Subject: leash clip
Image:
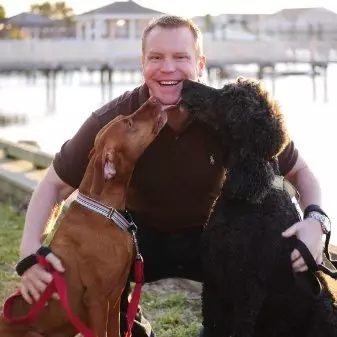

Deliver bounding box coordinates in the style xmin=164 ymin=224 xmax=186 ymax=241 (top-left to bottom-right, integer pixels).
xmin=128 ymin=222 xmax=138 ymax=233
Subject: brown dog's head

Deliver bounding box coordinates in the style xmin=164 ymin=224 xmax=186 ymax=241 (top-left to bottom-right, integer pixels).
xmin=181 ymin=77 xmax=290 ymax=203
xmin=85 ymin=97 xmax=167 ymax=196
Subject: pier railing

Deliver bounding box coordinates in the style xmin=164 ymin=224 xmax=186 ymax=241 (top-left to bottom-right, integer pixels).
xmin=0 ymin=36 xmax=336 ymax=70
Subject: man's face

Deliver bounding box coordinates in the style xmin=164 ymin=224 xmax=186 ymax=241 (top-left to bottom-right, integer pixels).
xmin=142 ymin=26 xmax=206 ymax=105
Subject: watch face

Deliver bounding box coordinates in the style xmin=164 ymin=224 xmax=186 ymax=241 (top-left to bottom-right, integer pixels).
xmin=309 ymin=211 xmax=331 ymax=234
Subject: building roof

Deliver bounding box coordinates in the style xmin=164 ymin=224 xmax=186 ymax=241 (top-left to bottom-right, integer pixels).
xmin=79 ymin=0 xmax=165 ymax=16
xmin=271 ymin=7 xmax=337 ymax=21
xmin=5 ymin=12 xmax=57 ymax=27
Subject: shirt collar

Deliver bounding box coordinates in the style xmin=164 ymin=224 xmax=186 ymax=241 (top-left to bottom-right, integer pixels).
xmin=138 ymin=83 xmax=150 ymax=107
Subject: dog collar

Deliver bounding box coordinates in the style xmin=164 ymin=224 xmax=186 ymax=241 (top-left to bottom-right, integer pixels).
xmin=76 ymin=192 xmax=137 ymax=232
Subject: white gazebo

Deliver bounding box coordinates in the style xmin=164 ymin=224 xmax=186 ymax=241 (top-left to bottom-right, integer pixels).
xmin=75 ymin=0 xmax=165 ymax=40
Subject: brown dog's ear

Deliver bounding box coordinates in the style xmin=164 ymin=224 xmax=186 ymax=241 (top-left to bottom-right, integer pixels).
xmin=90 ymin=147 xmax=119 ymax=196
xmin=88 ymin=147 xmax=95 ymax=160
xmin=104 ymin=149 xmax=117 ymax=180
xmin=90 ymin=148 xmax=105 ymax=196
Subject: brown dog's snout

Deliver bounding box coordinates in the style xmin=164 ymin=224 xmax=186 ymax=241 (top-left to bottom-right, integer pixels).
xmin=136 ymin=97 xmax=161 ymax=118
xmin=144 ymin=96 xmax=161 ymax=113
xmin=136 ymin=97 xmax=165 ymax=123
xmin=149 ymin=96 xmax=158 ymax=105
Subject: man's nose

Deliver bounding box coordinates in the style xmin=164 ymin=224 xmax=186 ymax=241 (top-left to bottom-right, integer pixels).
xmin=160 ymin=58 xmax=176 ymax=72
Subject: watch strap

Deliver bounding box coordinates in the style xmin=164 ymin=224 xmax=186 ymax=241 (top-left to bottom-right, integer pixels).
xmin=303 ymin=204 xmax=329 ymax=219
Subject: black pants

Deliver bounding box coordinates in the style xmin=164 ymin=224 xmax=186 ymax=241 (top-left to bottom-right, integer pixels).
xmin=120 ymin=219 xmax=204 ymax=336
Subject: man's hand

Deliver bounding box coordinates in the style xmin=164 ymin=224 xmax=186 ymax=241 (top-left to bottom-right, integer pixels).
xmin=20 ymin=253 xmax=65 ymax=304
xmin=282 ymin=218 xmax=323 ymax=272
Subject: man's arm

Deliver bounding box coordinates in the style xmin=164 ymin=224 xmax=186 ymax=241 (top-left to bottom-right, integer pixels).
xmin=18 ymin=165 xmax=74 ymax=303
xmin=285 ymin=153 xmax=322 ymax=210
xmin=282 ymin=153 xmax=324 ymax=272
xmin=20 ymin=165 xmax=75 ymax=258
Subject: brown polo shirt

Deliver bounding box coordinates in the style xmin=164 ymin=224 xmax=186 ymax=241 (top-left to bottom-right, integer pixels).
xmin=53 ymin=84 xmax=298 ymax=233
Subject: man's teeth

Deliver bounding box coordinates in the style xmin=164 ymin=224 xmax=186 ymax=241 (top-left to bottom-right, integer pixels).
xmin=159 ymin=81 xmax=179 ymax=86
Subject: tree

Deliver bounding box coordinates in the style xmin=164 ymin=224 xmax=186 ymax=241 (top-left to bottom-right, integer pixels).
xmin=0 ymin=4 xmax=5 ymax=19
xmin=30 ymin=2 xmax=52 ymax=16
xmin=52 ymin=1 xmax=73 ymax=20
xmin=204 ymin=14 xmax=214 ymax=33
xmin=30 ymin=1 xmax=74 ymax=20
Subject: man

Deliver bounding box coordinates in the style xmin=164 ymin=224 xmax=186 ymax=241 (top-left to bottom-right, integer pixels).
xmin=18 ymin=15 xmax=327 ymax=336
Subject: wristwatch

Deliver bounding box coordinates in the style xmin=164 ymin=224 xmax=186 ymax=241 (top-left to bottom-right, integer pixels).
xmin=306 ymin=211 xmax=331 ymax=235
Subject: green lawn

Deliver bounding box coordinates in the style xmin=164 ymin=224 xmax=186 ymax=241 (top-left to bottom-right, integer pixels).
xmin=0 ymin=203 xmax=201 ymax=336
xmin=0 ymin=204 xmax=22 ymax=302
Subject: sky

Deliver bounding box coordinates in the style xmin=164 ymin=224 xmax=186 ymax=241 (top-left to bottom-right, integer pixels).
xmin=1 ymin=0 xmax=337 ymax=17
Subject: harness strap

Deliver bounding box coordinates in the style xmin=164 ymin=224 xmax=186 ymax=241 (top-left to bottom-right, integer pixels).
xmin=4 ymin=256 xmax=97 ymax=337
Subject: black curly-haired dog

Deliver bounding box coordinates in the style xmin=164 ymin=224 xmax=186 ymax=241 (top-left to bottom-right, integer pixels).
xmin=181 ymin=78 xmax=337 ymax=337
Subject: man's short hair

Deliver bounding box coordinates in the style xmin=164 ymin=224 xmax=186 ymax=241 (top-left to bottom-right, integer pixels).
xmin=142 ymin=15 xmax=203 ymax=58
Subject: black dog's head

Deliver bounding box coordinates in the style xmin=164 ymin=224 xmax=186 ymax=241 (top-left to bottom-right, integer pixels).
xmin=181 ymin=77 xmax=290 ymax=203
xmin=181 ymin=78 xmax=289 ymax=160
xmin=181 ymin=80 xmax=220 ymax=130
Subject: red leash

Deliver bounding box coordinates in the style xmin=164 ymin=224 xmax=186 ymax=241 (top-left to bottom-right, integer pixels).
xmin=3 ymin=255 xmax=144 ymax=337
xmin=125 ymin=256 xmax=144 ymax=337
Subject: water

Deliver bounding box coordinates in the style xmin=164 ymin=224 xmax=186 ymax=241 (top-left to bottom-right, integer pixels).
xmin=0 ymin=66 xmax=336 ymax=243
xmin=0 ymin=71 xmax=143 ymax=153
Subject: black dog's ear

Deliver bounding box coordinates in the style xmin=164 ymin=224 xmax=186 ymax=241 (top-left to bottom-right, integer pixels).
xmin=223 ymin=153 xmax=275 ymax=204
xmin=223 ymin=77 xmax=290 ymax=160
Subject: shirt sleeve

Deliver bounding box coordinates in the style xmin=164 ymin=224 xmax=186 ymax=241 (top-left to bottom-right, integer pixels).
xmin=51 ymin=89 xmax=135 ymax=189
xmin=277 ymin=140 xmax=298 ymax=176
xmin=52 ymin=113 xmax=101 ymax=189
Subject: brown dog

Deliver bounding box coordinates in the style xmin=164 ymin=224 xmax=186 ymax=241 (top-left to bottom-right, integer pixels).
xmin=0 ymin=97 xmax=167 ymax=337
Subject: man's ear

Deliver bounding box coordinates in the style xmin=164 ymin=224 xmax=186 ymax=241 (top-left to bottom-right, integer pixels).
xmin=141 ymin=53 xmax=145 ymax=71
xmin=197 ymin=55 xmax=206 ymax=78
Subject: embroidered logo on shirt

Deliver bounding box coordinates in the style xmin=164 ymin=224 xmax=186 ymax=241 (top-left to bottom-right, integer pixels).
xmin=210 ymin=154 xmax=215 ymax=165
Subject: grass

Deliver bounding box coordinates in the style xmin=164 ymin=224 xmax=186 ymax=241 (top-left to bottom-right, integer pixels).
xmin=0 ymin=202 xmax=202 ymax=336
xmin=141 ymin=289 xmax=201 ymax=336
xmin=0 ymin=203 xmax=22 ymax=301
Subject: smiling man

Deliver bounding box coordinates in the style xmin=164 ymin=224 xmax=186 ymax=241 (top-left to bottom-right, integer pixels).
xmin=17 ymin=15 xmax=327 ymax=337
xmin=141 ymin=19 xmax=206 ymax=133
xmin=142 ymin=23 xmax=205 ymax=104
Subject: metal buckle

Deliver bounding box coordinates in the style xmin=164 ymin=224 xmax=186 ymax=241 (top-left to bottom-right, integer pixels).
xmin=128 ymin=221 xmax=138 ymax=232
xmin=136 ymin=253 xmax=143 ymax=262
xmin=107 ymin=208 xmax=115 ymax=220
